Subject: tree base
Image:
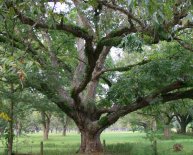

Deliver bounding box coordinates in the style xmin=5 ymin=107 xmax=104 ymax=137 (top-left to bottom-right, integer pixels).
xmin=78 ymin=131 xmax=103 ymax=154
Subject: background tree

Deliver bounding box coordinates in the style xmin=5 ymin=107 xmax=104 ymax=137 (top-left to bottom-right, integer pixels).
xmin=20 ymin=88 xmax=64 ymax=140
xmin=53 ymin=112 xmax=70 ymax=136
xmin=173 ymin=100 xmax=193 ymax=134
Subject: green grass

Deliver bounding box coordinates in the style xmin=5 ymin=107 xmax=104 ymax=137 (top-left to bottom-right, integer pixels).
xmin=0 ymin=131 xmax=193 ymax=155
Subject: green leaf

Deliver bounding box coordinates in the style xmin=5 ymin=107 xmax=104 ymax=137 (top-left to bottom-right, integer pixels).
xmin=88 ymin=0 xmax=98 ymax=8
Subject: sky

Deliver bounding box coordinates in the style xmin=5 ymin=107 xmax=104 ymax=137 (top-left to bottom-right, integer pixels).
xmin=48 ymin=2 xmax=123 ymax=61
xmin=48 ymin=2 xmax=70 ymax=13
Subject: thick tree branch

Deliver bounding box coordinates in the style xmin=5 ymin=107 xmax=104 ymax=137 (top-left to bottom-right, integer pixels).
xmin=10 ymin=6 xmax=95 ymax=105
xmin=174 ymin=37 xmax=193 ymax=52
xmin=162 ymin=89 xmax=193 ymax=103
xmin=175 ymin=21 xmax=193 ymax=32
xmin=71 ymin=40 xmax=95 ymax=103
xmin=105 ymin=60 xmax=150 ymax=72
xmin=12 ymin=6 xmax=92 ymax=40
xmin=94 ymin=28 xmax=137 ymax=62
xmin=92 ymin=59 xmax=150 ymax=81
xmin=41 ymin=32 xmax=74 ymax=112
xmin=151 ymin=81 xmax=185 ymax=98
xmin=82 ymin=47 xmax=111 ymax=105
xmin=101 ymin=77 xmax=112 ymax=87
xmin=100 ymin=1 xmax=144 ymax=28
xmin=96 ymin=80 xmax=190 ymax=129
xmin=72 ymin=0 xmax=95 ymax=35
xmin=95 ymin=27 xmax=137 ymax=52
xmin=106 ymin=27 xmax=137 ymax=38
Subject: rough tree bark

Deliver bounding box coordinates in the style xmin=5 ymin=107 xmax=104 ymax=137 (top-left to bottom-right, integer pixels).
xmin=41 ymin=112 xmax=51 ymax=140
xmin=179 ymin=122 xmax=187 ymax=134
xmin=164 ymin=125 xmax=171 ymax=139
xmin=79 ymin=130 xmax=103 ymax=153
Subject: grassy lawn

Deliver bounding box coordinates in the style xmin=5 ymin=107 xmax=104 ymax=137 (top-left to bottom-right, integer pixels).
xmin=0 ymin=131 xmax=193 ymax=155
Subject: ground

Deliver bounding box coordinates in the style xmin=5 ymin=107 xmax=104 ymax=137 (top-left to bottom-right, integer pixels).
xmin=0 ymin=131 xmax=193 ymax=155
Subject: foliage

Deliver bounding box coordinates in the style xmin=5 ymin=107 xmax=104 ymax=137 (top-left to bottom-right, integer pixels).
xmin=107 ymin=43 xmax=193 ymax=105
xmin=0 ymin=112 xmax=11 ymax=121
xmin=145 ymin=130 xmax=158 ymax=144
xmin=0 ymin=0 xmax=193 ymax=153
xmin=119 ymin=33 xmax=143 ymax=53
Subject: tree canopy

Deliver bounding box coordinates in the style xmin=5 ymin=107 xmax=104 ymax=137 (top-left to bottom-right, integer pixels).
xmin=0 ymin=0 xmax=193 ymax=154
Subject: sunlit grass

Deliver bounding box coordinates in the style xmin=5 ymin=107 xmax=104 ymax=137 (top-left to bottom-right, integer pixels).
xmin=0 ymin=131 xmax=193 ymax=155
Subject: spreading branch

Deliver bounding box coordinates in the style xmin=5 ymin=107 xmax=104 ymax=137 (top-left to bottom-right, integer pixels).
xmin=92 ymin=59 xmax=150 ymax=81
xmin=175 ymin=21 xmax=193 ymax=32
xmin=42 ymin=31 xmax=74 ymax=112
xmin=96 ymin=80 xmax=191 ymax=129
xmin=72 ymin=0 xmax=95 ymax=35
xmin=100 ymin=1 xmax=144 ymax=28
xmin=11 ymin=5 xmax=92 ymax=40
xmin=174 ymin=37 xmax=193 ymax=52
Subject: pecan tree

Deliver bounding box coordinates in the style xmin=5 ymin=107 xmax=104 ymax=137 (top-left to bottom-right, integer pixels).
xmin=0 ymin=0 xmax=193 ymax=154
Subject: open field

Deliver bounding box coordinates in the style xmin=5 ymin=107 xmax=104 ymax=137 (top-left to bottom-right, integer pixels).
xmin=0 ymin=132 xmax=193 ymax=155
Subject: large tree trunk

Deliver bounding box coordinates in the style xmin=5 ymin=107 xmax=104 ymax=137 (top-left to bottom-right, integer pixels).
xmin=162 ymin=114 xmax=174 ymax=139
xmin=62 ymin=116 xmax=70 ymax=136
xmin=176 ymin=114 xmax=192 ymax=134
xmin=164 ymin=125 xmax=171 ymax=139
xmin=41 ymin=112 xmax=51 ymax=140
xmin=8 ymin=84 xmax=14 ymax=155
xmin=16 ymin=120 xmax=22 ymax=136
xmin=179 ymin=122 xmax=187 ymax=134
xmin=55 ymin=126 xmax=58 ymax=134
xmin=62 ymin=124 xmax=67 ymax=136
xmin=151 ymin=119 xmax=157 ymax=131
xmin=43 ymin=126 xmax=49 ymax=140
xmin=79 ymin=130 xmax=103 ymax=154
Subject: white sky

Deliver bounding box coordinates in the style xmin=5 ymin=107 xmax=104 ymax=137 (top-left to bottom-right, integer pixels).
xmin=48 ymin=2 xmax=70 ymax=13
xmin=48 ymin=2 xmax=122 ymax=61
